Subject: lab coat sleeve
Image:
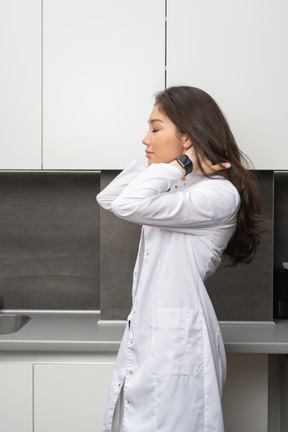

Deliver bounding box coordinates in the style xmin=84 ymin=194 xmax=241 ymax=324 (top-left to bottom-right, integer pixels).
xmin=108 ymin=162 xmax=240 ymax=230
xmin=96 ymin=160 xmax=146 ymax=211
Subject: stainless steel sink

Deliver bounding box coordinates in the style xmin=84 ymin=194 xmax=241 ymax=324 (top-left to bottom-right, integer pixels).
xmin=0 ymin=314 xmax=31 ymax=334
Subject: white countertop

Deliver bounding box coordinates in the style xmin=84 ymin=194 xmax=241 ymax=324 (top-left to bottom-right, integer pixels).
xmin=220 ymin=321 xmax=288 ymax=353
xmin=0 ymin=311 xmax=125 ymax=352
xmin=0 ymin=310 xmax=288 ymax=354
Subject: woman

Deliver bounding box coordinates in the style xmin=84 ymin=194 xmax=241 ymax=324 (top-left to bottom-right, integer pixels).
xmin=97 ymin=86 xmax=264 ymax=432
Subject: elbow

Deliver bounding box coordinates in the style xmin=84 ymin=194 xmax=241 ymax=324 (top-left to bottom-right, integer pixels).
xmin=96 ymin=193 xmax=136 ymax=216
xmin=96 ymin=193 xmax=104 ymax=207
xmin=96 ymin=193 xmax=102 ymax=206
xmin=111 ymin=198 xmax=137 ymax=219
xmin=111 ymin=198 xmax=126 ymax=217
xmin=96 ymin=193 xmax=111 ymax=210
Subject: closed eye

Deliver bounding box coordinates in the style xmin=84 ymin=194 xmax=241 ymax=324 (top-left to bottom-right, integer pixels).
xmin=152 ymin=129 xmax=159 ymax=133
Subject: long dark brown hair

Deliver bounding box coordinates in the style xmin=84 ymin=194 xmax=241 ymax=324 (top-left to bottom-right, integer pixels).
xmin=155 ymin=85 xmax=265 ymax=266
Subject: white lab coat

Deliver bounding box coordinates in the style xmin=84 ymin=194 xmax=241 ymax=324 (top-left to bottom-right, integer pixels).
xmin=97 ymin=161 xmax=240 ymax=432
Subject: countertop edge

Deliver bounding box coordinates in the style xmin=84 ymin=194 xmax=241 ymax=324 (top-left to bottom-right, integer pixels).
xmin=1 ymin=312 xmax=288 ymax=355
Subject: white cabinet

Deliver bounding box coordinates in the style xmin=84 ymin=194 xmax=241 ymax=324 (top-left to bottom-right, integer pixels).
xmin=43 ymin=0 xmax=165 ymax=170
xmin=1 ymin=0 xmax=287 ymax=170
xmin=0 ymin=363 xmax=33 ymax=432
xmin=0 ymin=354 xmax=273 ymax=432
xmin=34 ymin=363 xmax=114 ymax=432
xmin=222 ymin=354 xmax=268 ymax=432
xmin=0 ymin=0 xmax=41 ymax=169
xmin=167 ymin=0 xmax=288 ymax=169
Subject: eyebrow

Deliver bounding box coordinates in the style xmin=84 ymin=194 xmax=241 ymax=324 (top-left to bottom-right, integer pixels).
xmin=148 ymin=118 xmax=164 ymax=124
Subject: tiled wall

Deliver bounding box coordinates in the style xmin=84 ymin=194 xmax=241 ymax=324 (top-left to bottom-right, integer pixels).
xmin=274 ymin=172 xmax=288 ymax=267
xmin=206 ymin=170 xmax=274 ymax=321
xmin=0 ymin=169 xmax=283 ymax=321
xmin=273 ymin=172 xmax=288 ymax=319
xmin=99 ymin=171 xmax=141 ymax=320
xmin=0 ymin=172 xmax=100 ymax=310
xmin=100 ymin=170 xmax=274 ymax=321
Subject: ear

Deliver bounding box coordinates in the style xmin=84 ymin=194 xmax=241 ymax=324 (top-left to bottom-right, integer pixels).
xmin=182 ymin=134 xmax=192 ymax=150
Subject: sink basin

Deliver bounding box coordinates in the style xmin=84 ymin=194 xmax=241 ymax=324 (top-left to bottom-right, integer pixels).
xmin=0 ymin=314 xmax=31 ymax=335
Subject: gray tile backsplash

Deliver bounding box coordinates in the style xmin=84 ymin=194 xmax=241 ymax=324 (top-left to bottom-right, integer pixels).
xmin=0 ymin=169 xmax=280 ymax=321
xmin=99 ymin=171 xmax=141 ymax=320
xmin=100 ymin=170 xmax=274 ymax=321
xmin=274 ymin=172 xmax=288 ymax=268
xmin=206 ymin=170 xmax=274 ymax=321
xmin=0 ymin=172 xmax=100 ymax=310
xmin=273 ymin=172 xmax=288 ymax=319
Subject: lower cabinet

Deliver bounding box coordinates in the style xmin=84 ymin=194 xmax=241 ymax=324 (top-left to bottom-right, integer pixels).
xmin=222 ymin=353 xmax=268 ymax=432
xmin=0 ymin=360 xmax=114 ymax=432
xmin=0 ymin=363 xmax=33 ymax=432
xmin=0 ymin=354 xmax=279 ymax=432
xmin=34 ymin=363 xmax=114 ymax=432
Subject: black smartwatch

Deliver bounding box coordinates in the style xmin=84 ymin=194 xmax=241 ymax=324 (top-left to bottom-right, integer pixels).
xmin=176 ymin=154 xmax=193 ymax=175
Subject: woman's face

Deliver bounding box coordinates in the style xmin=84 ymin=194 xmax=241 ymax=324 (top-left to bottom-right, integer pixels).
xmin=142 ymin=104 xmax=185 ymax=165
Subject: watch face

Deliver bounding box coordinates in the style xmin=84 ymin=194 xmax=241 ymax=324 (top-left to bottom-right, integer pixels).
xmin=182 ymin=155 xmax=190 ymax=164
xmin=176 ymin=155 xmax=193 ymax=174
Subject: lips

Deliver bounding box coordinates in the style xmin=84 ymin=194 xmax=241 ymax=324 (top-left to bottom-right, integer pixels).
xmin=145 ymin=151 xmax=153 ymax=157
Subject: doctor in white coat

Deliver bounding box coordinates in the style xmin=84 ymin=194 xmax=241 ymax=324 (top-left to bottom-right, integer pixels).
xmin=97 ymin=86 xmax=264 ymax=432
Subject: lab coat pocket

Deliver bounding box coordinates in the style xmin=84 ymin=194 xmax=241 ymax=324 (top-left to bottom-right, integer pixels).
xmin=149 ymin=308 xmax=203 ymax=376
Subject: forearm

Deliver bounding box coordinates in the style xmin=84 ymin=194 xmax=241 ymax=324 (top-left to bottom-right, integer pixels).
xmin=96 ymin=160 xmax=145 ymax=210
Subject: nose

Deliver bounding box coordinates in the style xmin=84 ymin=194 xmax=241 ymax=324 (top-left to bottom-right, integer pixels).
xmin=142 ymin=132 xmax=150 ymax=146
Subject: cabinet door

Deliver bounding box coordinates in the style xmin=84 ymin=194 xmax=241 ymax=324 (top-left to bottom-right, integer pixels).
xmin=0 ymin=0 xmax=41 ymax=169
xmin=167 ymin=0 xmax=288 ymax=169
xmin=43 ymin=0 xmax=165 ymax=170
xmin=222 ymin=354 xmax=268 ymax=432
xmin=0 ymin=363 xmax=33 ymax=432
xmin=34 ymin=363 xmax=114 ymax=432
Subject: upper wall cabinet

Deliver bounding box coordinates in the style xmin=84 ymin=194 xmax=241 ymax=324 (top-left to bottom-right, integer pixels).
xmin=167 ymin=0 xmax=288 ymax=169
xmin=43 ymin=0 xmax=165 ymax=170
xmin=0 ymin=0 xmax=41 ymax=169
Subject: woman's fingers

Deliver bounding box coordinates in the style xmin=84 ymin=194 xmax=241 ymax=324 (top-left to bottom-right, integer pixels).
xmin=211 ymin=162 xmax=231 ymax=171
xmin=184 ymin=148 xmax=231 ymax=175
xmin=200 ymin=161 xmax=231 ymax=175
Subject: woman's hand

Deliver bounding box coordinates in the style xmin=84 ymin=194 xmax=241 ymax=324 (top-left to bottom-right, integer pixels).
xmin=185 ymin=147 xmax=231 ymax=175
